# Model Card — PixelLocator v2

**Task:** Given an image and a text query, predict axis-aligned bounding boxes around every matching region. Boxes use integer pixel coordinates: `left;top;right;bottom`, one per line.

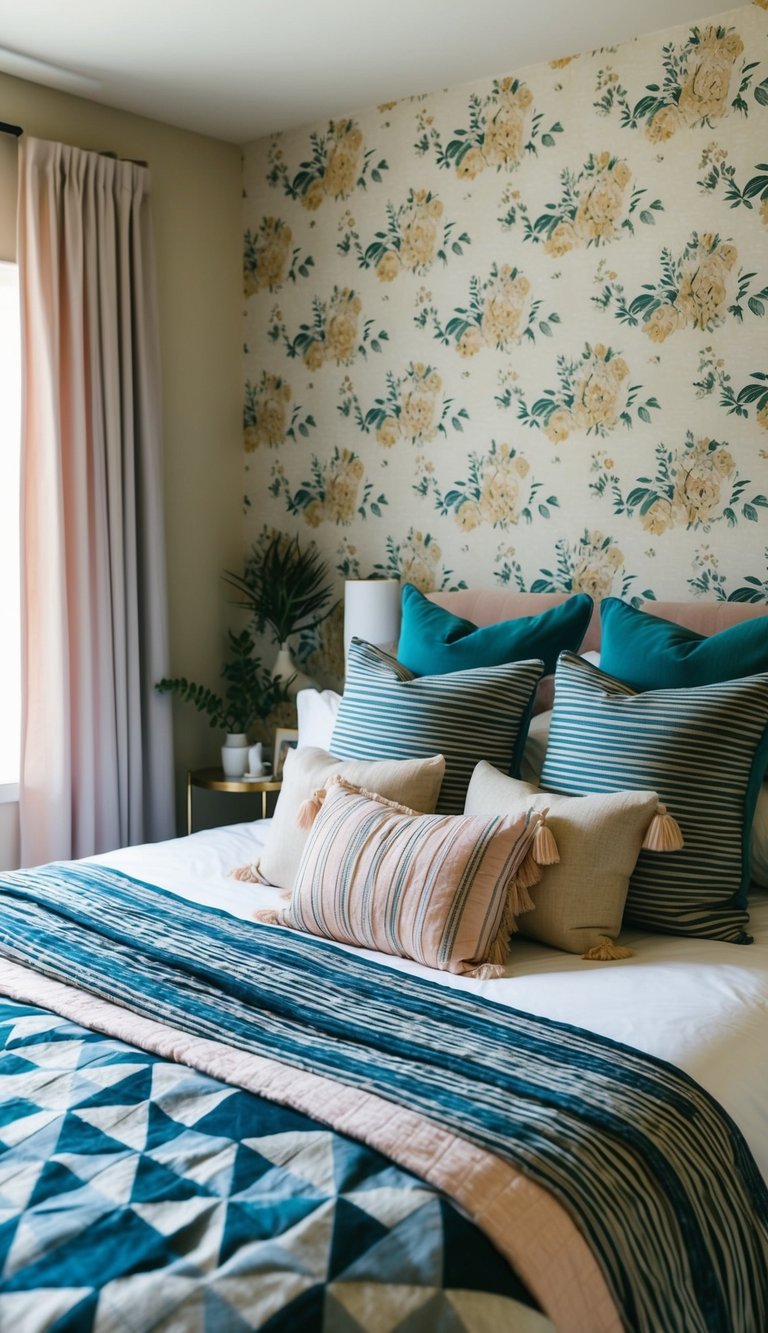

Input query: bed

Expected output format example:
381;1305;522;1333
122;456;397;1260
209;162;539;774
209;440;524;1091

0;593;766;1333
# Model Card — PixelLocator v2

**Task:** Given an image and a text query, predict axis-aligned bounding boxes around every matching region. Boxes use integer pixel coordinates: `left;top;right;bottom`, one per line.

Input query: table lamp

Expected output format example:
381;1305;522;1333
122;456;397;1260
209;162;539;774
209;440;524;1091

343;578;401;669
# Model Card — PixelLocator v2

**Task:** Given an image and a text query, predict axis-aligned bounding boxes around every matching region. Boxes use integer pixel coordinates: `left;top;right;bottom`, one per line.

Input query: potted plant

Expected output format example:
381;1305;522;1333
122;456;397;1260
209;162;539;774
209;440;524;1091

222;534;337;691
156;628;290;776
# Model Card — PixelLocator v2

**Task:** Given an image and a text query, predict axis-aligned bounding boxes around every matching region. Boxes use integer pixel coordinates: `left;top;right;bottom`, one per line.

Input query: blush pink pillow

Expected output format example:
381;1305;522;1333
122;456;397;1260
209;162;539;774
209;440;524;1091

268;778;540;976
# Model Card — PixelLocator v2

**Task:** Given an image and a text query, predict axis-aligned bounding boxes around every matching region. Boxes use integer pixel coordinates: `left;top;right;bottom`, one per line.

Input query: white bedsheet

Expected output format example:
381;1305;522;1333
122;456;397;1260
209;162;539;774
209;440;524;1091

91;820;768;1185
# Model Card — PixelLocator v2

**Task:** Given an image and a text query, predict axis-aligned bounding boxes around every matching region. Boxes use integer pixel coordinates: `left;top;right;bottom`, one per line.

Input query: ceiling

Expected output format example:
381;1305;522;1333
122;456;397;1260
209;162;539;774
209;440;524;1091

0;0;731;144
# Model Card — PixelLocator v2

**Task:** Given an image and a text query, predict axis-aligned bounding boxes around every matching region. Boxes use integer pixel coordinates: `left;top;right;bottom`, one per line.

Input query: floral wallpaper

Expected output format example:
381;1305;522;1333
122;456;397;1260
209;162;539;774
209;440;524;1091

242;4;768;679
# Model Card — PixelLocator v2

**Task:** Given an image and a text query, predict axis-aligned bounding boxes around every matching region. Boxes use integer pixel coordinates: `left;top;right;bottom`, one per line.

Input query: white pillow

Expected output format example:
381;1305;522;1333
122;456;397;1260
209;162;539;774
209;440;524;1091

523;708;768;889
296;688;341;751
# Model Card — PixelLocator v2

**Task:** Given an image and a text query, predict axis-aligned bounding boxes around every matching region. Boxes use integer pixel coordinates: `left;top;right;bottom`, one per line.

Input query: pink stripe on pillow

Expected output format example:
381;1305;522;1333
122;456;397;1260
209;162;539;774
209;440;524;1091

276;778;540;975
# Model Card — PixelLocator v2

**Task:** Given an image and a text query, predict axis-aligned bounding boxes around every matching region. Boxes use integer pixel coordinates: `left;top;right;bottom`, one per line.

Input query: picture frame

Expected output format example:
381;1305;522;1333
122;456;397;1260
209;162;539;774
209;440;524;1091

273;727;299;779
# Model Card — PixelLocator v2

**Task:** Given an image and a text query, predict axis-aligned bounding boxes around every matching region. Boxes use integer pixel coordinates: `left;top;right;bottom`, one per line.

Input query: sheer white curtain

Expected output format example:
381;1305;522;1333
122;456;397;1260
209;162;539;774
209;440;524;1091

18;136;174;865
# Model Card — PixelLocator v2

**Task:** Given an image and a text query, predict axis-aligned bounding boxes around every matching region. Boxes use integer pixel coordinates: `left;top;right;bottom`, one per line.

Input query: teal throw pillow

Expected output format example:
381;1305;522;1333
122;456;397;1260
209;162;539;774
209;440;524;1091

600;598;768;691
397;584;593;677
539;653;768;944
331;639;544;814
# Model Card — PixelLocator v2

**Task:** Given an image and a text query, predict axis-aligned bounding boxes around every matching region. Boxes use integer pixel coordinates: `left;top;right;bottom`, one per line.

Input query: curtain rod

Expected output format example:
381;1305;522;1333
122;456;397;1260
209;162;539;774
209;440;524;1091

0;122;146;166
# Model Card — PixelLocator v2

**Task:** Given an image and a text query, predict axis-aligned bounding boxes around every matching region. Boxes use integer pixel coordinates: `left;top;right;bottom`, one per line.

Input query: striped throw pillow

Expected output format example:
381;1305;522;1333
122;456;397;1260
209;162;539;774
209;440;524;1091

540;653;768;944
330;640;543;814
277;778;540;975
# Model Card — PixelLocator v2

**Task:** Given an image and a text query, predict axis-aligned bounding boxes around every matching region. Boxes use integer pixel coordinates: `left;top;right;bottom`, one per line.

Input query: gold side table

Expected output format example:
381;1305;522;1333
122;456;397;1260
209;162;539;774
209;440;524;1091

186;768;282;834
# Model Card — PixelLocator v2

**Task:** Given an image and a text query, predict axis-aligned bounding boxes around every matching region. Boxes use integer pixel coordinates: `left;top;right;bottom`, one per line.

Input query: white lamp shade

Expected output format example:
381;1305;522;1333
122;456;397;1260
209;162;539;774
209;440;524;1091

344;579;401;663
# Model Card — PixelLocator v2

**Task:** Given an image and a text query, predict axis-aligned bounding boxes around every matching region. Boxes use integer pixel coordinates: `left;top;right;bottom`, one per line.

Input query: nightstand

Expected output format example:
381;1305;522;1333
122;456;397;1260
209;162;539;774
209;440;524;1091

186;768;282;834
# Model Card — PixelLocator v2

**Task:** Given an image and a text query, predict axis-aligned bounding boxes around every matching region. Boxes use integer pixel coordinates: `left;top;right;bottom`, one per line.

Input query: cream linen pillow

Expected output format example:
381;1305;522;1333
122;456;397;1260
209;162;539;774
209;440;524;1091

245;746;446;891
465;762;659;956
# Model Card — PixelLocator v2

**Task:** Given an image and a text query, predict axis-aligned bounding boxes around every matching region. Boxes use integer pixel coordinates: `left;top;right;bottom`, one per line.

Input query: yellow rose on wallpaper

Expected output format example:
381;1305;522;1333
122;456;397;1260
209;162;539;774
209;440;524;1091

574;164;629;242
501;152;663;254
418;262;558;355
338;187;470;282
594;23;758;143
243;218;316;296
590;434;765;533
512;343;659;439
572;351;629;432
376;251;400;282
593;233;761;341
375;417;399;447
544;409;571;443
243;373;315;451
416;441;558;531
644;305;682;343
543;221;578;257
279;287;388;369
572;537;624;600
677;27;745;123
271;447;387;528
417;76;562;177
646;105;684;143
640;499;673;535
674;240;736;330
340;362;468;445
267;119;389;208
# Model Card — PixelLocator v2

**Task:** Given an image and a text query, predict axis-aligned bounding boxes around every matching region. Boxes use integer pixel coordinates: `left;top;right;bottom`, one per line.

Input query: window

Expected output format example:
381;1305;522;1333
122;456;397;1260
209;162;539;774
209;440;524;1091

0;262;20;793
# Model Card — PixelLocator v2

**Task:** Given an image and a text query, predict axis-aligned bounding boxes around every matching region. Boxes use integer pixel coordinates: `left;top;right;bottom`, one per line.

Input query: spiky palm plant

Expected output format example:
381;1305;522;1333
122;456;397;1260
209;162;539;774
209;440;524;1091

222;534;337;645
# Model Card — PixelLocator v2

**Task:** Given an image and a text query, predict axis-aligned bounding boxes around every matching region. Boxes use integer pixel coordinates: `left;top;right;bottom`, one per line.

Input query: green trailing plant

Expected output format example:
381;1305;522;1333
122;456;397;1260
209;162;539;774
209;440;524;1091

156;629;290;734
222;533;337;645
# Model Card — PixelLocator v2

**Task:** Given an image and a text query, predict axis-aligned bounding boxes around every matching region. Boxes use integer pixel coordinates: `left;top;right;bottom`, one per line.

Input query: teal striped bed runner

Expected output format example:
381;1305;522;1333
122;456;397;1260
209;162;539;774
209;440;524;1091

0;862;766;1333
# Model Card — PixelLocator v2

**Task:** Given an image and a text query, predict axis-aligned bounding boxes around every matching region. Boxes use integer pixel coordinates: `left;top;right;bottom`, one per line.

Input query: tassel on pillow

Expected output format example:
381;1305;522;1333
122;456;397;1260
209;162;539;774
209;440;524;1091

533;811;559;866
642;804;684;853
296;786;327;830
229;862;266;884
582;936;635;962
516;810;560;890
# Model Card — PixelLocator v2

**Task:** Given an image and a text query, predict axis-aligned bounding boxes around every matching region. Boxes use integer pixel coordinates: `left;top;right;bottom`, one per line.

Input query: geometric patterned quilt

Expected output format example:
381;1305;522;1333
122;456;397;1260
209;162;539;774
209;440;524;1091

0;999;548;1332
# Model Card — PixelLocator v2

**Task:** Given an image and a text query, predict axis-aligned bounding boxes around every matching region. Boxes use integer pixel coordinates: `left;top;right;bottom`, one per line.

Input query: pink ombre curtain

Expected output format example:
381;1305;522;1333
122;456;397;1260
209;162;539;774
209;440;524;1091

18;136;174;865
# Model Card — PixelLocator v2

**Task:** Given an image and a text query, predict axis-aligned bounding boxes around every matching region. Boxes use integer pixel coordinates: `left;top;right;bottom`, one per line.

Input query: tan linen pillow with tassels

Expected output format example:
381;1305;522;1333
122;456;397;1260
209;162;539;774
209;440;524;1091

232;746;446;891
255;775;547;977
465;763;682;959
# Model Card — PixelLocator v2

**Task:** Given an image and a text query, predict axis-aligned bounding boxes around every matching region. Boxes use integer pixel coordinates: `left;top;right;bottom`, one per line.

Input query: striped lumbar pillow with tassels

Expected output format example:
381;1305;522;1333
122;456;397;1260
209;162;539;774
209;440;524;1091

256;776;552;976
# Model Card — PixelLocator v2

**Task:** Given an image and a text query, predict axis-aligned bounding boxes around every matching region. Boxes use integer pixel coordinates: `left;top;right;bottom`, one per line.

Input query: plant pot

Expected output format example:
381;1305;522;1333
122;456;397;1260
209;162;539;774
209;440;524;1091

221;733;249;778
272;643;317;696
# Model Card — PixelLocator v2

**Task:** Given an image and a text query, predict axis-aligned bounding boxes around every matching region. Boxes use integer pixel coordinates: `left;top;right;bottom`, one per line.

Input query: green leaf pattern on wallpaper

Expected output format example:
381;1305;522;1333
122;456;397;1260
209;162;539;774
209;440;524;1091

243;374;316;450
694;348;768;426
509;343;660;439
593;23;765;137
592;232;768;337
243;218;315;295
270;447;387;528
414;440;559;531
414;262;560;354
414;77;563;177
590;433;768;531
338;363;469;445
338;189;471;279
242;4;768;678
498;152;663;253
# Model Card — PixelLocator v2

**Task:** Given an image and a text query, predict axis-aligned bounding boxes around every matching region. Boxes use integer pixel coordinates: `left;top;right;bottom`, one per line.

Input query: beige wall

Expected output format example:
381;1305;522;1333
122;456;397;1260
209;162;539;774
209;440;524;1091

0;73;244;857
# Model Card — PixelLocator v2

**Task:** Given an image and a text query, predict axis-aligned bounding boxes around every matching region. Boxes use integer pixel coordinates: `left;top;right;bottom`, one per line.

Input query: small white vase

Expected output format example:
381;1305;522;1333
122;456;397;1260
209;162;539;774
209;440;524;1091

221;732;249;778
247;742;265;777
272;642;317;696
